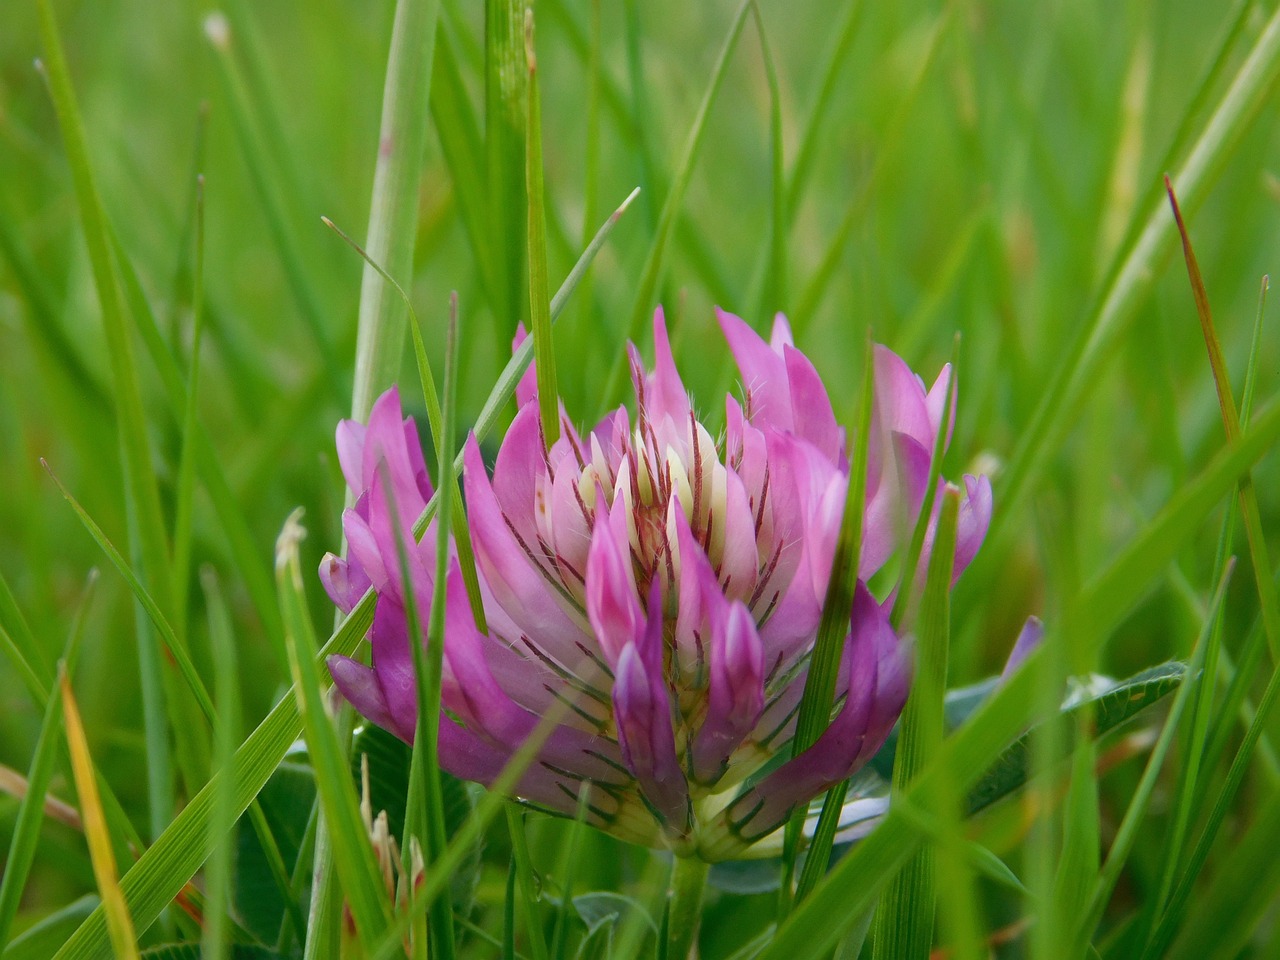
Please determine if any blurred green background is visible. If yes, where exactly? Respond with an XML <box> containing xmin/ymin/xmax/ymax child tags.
<box><xmin>3</xmin><ymin>0</ymin><xmax>1280</xmax><ymax>952</ymax></box>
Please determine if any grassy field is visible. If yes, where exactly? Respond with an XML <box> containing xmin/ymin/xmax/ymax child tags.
<box><xmin>4</xmin><ymin>0</ymin><xmax>1280</xmax><ymax>957</ymax></box>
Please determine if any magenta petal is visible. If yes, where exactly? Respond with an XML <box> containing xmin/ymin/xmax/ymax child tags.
<box><xmin>335</xmin><ymin>419</ymin><xmax>368</xmax><ymax>495</ymax></box>
<box><xmin>872</xmin><ymin>346</ymin><xmax>933</xmax><ymax>447</ymax></box>
<box><xmin>440</xmin><ymin>566</ymin><xmax>536</xmax><ymax>744</ymax></box>
<box><xmin>692</xmin><ymin>601</ymin><xmax>764</xmax><ymax>783</ymax></box>
<box><xmin>671</xmin><ymin>500</ymin><xmax>720</xmax><ymax>678</ymax></box>
<box><xmin>783</xmin><ymin>344</ymin><xmax>842</xmax><ymax>465</ymax></box>
<box><xmin>718</xmin><ymin>466</ymin><xmax>759</xmax><ymax>605</ymax></box>
<box><xmin>363</xmin><ymin>387</ymin><xmax>430</xmax><ymax>522</ymax></box>
<box><xmin>1001</xmin><ymin>616</ymin><xmax>1044</xmax><ymax>682</ymax></box>
<box><xmin>726</xmin><ymin>583</ymin><xmax>907</xmax><ymax>840</ymax></box>
<box><xmin>368</xmin><ymin>596</ymin><xmax>421</xmax><ymax>738</ymax></box>
<box><xmin>612</xmin><ymin>601</ymin><xmax>690</xmax><ymax>832</ymax></box>
<box><xmin>329</xmin><ymin>655</ymin><xmax>404</xmax><ymax>741</ymax></box>
<box><xmin>769</xmin><ymin>313</ymin><xmax>795</xmax><ymax>352</ymax></box>
<box><xmin>861</xmin><ymin>433</ymin><xmax>933</xmax><ymax>579</ymax></box>
<box><xmin>513</xmin><ymin>324</ymin><xmax>538</xmax><ymax>408</ymax></box>
<box><xmin>953</xmin><ymin>474</ymin><xmax>993</xmax><ymax>581</ymax></box>
<box><xmin>925</xmin><ymin>364</ymin><xmax>956</xmax><ymax>449</ymax></box>
<box><xmin>492</xmin><ymin>403</ymin><xmax>550</xmax><ymax>550</ymax></box>
<box><xmin>585</xmin><ymin>497</ymin><xmax>645</xmax><ymax>667</ymax></box>
<box><xmin>648</xmin><ymin>307</ymin><xmax>691</xmax><ymax>425</ymax></box>
<box><xmin>319</xmin><ymin>552</ymin><xmax>370</xmax><ymax>614</ymax></box>
<box><xmin>463</xmin><ymin>436</ymin><xmax>598</xmax><ymax>673</ymax></box>
<box><xmin>718</xmin><ymin>307</ymin><xmax>793</xmax><ymax>431</ymax></box>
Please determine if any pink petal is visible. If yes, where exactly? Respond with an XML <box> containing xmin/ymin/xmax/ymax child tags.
<box><xmin>463</xmin><ymin>436</ymin><xmax>598</xmax><ymax>674</ymax></box>
<box><xmin>585</xmin><ymin>496</ymin><xmax>645</xmax><ymax>668</ymax></box>
<box><xmin>784</xmin><ymin>344</ymin><xmax>842</xmax><ymax>465</ymax></box>
<box><xmin>718</xmin><ymin>308</ymin><xmax>793</xmax><ymax>431</ymax></box>
<box><xmin>512</xmin><ymin>324</ymin><xmax>537</xmax><ymax>409</ymax></box>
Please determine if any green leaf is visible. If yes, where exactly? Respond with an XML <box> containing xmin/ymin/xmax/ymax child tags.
<box><xmin>233</xmin><ymin>763</ymin><xmax>314</xmax><ymax>946</ymax></box>
<box><xmin>965</xmin><ymin>663</ymin><xmax>1186</xmax><ymax>816</ymax></box>
<box><xmin>572</xmin><ymin>892</ymin><xmax>658</xmax><ymax>939</ymax></box>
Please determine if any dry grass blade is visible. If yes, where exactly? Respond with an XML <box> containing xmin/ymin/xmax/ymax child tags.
<box><xmin>60</xmin><ymin>670</ymin><xmax>140</xmax><ymax>960</ymax></box>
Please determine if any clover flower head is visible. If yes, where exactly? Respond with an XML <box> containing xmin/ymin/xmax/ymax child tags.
<box><xmin>323</xmin><ymin>309</ymin><xmax>991</xmax><ymax>859</ymax></box>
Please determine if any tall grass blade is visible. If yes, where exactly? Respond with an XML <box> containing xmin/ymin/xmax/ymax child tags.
<box><xmin>505</xmin><ymin>805</ymin><xmax>549</xmax><ymax>960</ymax></box>
<box><xmin>750</xmin><ymin>2</ymin><xmax>787</xmax><ymax>316</ymax></box>
<box><xmin>351</xmin><ymin>0</ymin><xmax>440</xmax><ymax>421</ymax></box>
<box><xmin>276</xmin><ymin>514</ymin><xmax>393</xmax><ymax>950</ymax></box>
<box><xmin>199</xmin><ymin>570</ymin><xmax>239</xmax><ymax>960</ymax></box>
<box><xmin>486</xmin><ymin>0</ymin><xmax>529</xmax><ymax>328</ymax></box>
<box><xmin>1166</xmin><ymin>178</ymin><xmax>1280</xmax><ymax>660</ymax></box>
<box><xmin>36</xmin><ymin>0</ymin><xmax>178</xmax><ymax>842</ymax></box>
<box><xmin>871</xmin><ymin>491</ymin><xmax>959</xmax><ymax>960</ymax></box>
<box><xmin>1067</xmin><ymin>563</ymin><xmax>1235</xmax><ymax>956</ymax></box>
<box><xmin>171</xmin><ymin>175</ymin><xmax>206</xmax><ymax>633</ymax></box>
<box><xmin>525</xmin><ymin>9</ymin><xmax>560</xmax><ymax>445</ymax></box>
<box><xmin>600</xmin><ymin>0</ymin><xmax>753</xmax><ymax>408</ymax></box>
<box><xmin>0</xmin><ymin>568</ymin><xmax>51</xmax><ymax>707</ymax></box>
<box><xmin>973</xmin><ymin>1</ymin><xmax>1280</xmax><ymax>582</ymax></box>
<box><xmin>202</xmin><ymin>14</ymin><xmax>344</xmax><ymax>398</ymax></box>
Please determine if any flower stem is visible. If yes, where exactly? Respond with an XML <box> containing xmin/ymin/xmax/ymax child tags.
<box><xmin>666</xmin><ymin>855</ymin><xmax>710</xmax><ymax>960</ymax></box>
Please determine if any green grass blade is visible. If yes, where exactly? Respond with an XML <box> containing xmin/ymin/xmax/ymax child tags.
<box><xmin>0</xmin><ymin>572</ymin><xmax>96</xmax><ymax>950</ymax></box>
<box><xmin>1163</xmin><ymin>798</ymin><xmax>1280</xmax><ymax>960</ymax></box>
<box><xmin>750</xmin><ymin>2</ymin><xmax>787</xmax><ymax>316</ymax></box>
<box><xmin>42</xmin><ymin>464</ymin><xmax>217</xmax><ymax>727</ymax></box>
<box><xmin>202</xmin><ymin>15</ymin><xmax>345</xmax><ymax>399</ymax></box>
<box><xmin>36</xmin><ymin>0</ymin><xmax>178</xmax><ymax>842</ymax></box>
<box><xmin>525</xmin><ymin>9</ymin><xmax>559</xmax><ymax>445</ymax></box>
<box><xmin>53</xmin><ymin>593</ymin><xmax>375</xmax><ymax>959</ymax></box>
<box><xmin>600</xmin><ymin>0</ymin><xmax>753</xmax><ymax>409</ymax></box>
<box><xmin>969</xmin><ymin>0</ymin><xmax>1280</xmax><ymax>586</ymax></box>
<box><xmin>431</xmin><ymin>28</ymin><xmax>502</xmax><ymax>309</ymax></box>
<box><xmin>792</xmin><ymin>8</ymin><xmax>951</xmax><ymax>330</ymax></box>
<box><xmin>505</xmin><ymin>805</ymin><xmax>549</xmax><ymax>960</ymax></box>
<box><xmin>1067</xmin><ymin>563</ymin><xmax>1234</xmax><ymax>956</ymax></box>
<box><xmin>276</xmin><ymin>514</ymin><xmax>393</xmax><ymax>950</ymax></box>
<box><xmin>171</xmin><ymin>176</ymin><xmax>206</xmax><ymax>635</ymax></box>
<box><xmin>784</xmin><ymin>0</ymin><xmax>864</xmax><ymax>221</ymax></box>
<box><xmin>761</xmin><ymin>386</ymin><xmax>1280</xmax><ymax>960</ymax></box>
<box><xmin>870</xmin><ymin>491</ymin><xmax>959</xmax><ymax>960</ymax></box>
<box><xmin>199</xmin><ymin>570</ymin><xmax>239</xmax><ymax>960</ymax></box>
<box><xmin>105</xmin><ymin>231</ymin><xmax>285</xmax><ymax>651</ymax></box>
<box><xmin>0</xmin><ymin>568</ymin><xmax>52</xmax><ymax>706</ymax></box>
<box><xmin>351</xmin><ymin>0</ymin><xmax>440</xmax><ymax>421</ymax></box>
<box><xmin>486</xmin><ymin>0</ymin><xmax>529</xmax><ymax>328</ymax></box>
<box><xmin>1166</xmin><ymin>180</ymin><xmax>1280</xmax><ymax>661</ymax></box>
<box><xmin>783</xmin><ymin>340</ymin><xmax>875</xmax><ymax>910</ymax></box>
